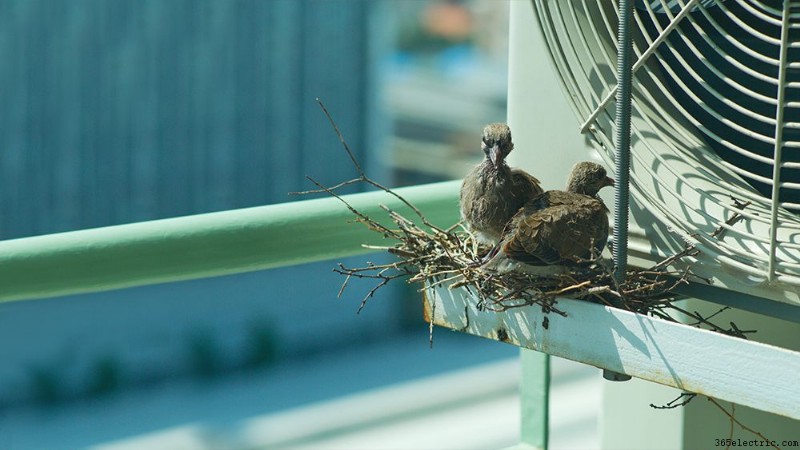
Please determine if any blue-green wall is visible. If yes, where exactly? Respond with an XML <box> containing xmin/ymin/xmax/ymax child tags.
<box><xmin>0</xmin><ymin>0</ymin><xmax>386</xmax><ymax>238</ymax></box>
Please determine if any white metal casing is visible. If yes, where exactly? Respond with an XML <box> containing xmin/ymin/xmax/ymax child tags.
<box><xmin>527</xmin><ymin>0</ymin><xmax>800</xmax><ymax>308</ymax></box>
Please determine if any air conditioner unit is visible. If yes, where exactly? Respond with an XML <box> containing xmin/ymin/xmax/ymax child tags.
<box><xmin>518</xmin><ymin>0</ymin><xmax>800</xmax><ymax>310</ymax></box>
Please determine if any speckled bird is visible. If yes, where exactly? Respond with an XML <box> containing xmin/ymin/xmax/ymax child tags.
<box><xmin>460</xmin><ymin>123</ymin><xmax>543</xmax><ymax>245</ymax></box>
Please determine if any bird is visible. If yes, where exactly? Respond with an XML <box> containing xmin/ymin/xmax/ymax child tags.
<box><xmin>483</xmin><ymin>161</ymin><xmax>614</xmax><ymax>272</ymax></box>
<box><xmin>460</xmin><ymin>123</ymin><xmax>543</xmax><ymax>245</ymax></box>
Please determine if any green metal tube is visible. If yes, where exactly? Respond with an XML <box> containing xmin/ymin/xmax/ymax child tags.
<box><xmin>520</xmin><ymin>349</ymin><xmax>550</xmax><ymax>449</ymax></box>
<box><xmin>0</xmin><ymin>181</ymin><xmax>461</xmax><ymax>302</ymax></box>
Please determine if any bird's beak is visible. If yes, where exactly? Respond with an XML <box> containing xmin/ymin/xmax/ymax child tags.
<box><xmin>605</xmin><ymin>176</ymin><xmax>615</xmax><ymax>187</ymax></box>
<box><xmin>489</xmin><ymin>144</ymin><xmax>502</xmax><ymax>167</ymax></box>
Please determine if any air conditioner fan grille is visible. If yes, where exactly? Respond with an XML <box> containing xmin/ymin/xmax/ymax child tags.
<box><xmin>533</xmin><ymin>0</ymin><xmax>800</xmax><ymax>290</ymax></box>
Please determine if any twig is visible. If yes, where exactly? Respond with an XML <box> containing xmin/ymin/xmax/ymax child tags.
<box><xmin>303</xmin><ymin>175</ymin><xmax>401</xmax><ymax>240</ymax></box>
<box><xmin>337</xmin><ymin>272</ymin><xmax>352</xmax><ymax>298</ymax></box>
<box><xmin>707</xmin><ymin>398</ymin><xmax>780</xmax><ymax>450</ymax></box>
<box><xmin>666</xmin><ymin>303</ymin><xmax>753</xmax><ymax>338</ymax></box>
<box><xmin>650</xmin><ymin>392</ymin><xmax>697</xmax><ymax>409</ymax></box>
<box><xmin>306</xmin><ymin>98</ymin><xmax>449</xmax><ymax>235</ymax></box>
<box><xmin>726</xmin><ymin>403</ymin><xmax>735</xmax><ymax>450</ymax></box>
<box><xmin>547</xmin><ymin>280</ymin><xmax>591</xmax><ymax>295</ymax></box>
<box><xmin>711</xmin><ymin>198</ymin><xmax>752</xmax><ymax>239</ymax></box>
<box><xmin>429</xmin><ymin>298</ymin><xmax>435</xmax><ymax>348</ymax></box>
<box><xmin>315</xmin><ymin>99</ymin><xmax>365</xmax><ymax>173</ymax></box>
<box><xmin>357</xmin><ymin>277</ymin><xmax>392</xmax><ymax>314</ymax></box>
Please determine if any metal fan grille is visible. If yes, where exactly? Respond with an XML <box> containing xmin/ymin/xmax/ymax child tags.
<box><xmin>533</xmin><ymin>0</ymin><xmax>800</xmax><ymax>291</ymax></box>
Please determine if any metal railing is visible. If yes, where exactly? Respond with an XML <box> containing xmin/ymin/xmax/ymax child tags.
<box><xmin>0</xmin><ymin>181</ymin><xmax>461</xmax><ymax>303</ymax></box>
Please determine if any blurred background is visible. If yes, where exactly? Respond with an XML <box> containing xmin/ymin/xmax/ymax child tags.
<box><xmin>0</xmin><ymin>1</ymin><xmax>598</xmax><ymax>448</ymax></box>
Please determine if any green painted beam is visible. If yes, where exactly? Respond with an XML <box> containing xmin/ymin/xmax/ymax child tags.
<box><xmin>520</xmin><ymin>349</ymin><xmax>550</xmax><ymax>450</ymax></box>
<box><xmin>0</xmin><ymin>181</ymin><xmax>461</xmax><ymax>303</ymax></box>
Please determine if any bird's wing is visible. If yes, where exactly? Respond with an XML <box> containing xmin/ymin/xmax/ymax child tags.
<box><xmin>502</xmin><ymin>196</ymin><xmax>609</xmax><ymax>265</ymax></box>
<box><xmin>510</xmin><ymin>169</ymin><xmax>544</xmax><ymax>200</ymax></box>
<box><xmin>460</xmin><ymin>165</ymin><xmax>484</xmax><ymax>219</ymax></box>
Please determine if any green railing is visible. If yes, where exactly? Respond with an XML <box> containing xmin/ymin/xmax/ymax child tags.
<box><xmin>0</xmin><ymin>181</ymin><xmax>461</xmax><ymax>303</ymax></box>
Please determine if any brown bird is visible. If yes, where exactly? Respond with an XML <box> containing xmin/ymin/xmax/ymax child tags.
<box><xmin>485</xmin><ymin>161</ymin><xmax>614</xmax><ymax>271</ymax></box>
<box><xmin>460</xmin><ymin>123</ymin><xmax>543</xmax><ymax>245</ymax></box>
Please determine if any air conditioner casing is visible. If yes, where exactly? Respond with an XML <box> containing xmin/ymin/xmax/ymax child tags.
<box><xmin>511</xmin><ymin>1</ymin><xmax>800</xmax><ymax>308</ymax></box>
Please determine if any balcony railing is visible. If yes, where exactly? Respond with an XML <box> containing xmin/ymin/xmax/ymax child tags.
<box><xmin>0</xmin><ymin>181</ymin><xmax>460</xmax><ymax>303</ymax></box>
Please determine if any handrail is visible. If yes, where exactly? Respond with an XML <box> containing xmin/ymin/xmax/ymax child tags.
<box><xmin>0</xmin><ymin>181</ymin><xmax>461</xmax><ymax>303</ymax></box>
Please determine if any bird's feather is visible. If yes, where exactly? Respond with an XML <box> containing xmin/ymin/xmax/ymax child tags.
<box><xmin>500</xmin><ymin>190</ymin><xmax>609</xmax><ymax>266</ymax></box>
<box><xmin>460</xmin><ymin>163</ymin><xmax>543</xmax><ymax>244</ymax></box>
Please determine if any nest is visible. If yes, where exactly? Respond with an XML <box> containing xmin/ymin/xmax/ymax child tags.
<box><xmin>298</xmin><ymin>99</ymin><xmax>753</xmax><ymax>340</ymax></box>
<box><xmin>335</xmin><ymin>199</ymin><xmax>756</xmax><ymax>338</ymax></box>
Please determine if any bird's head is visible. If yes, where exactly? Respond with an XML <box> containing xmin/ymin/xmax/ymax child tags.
<box><xmin>567</xmin><ymin>161</ymin><xmax>615</xmax><ymax>196</ymax></box>
<box><xmin>481</xmin><ymin>123</ymin><xmax>514</xmax><ymax>168</ymax></box>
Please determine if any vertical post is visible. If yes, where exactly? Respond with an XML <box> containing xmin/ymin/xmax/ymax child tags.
<box><xmin>767</xmin><ymin>0</ymin><xmax>791</xmax><ymax>282</ymax></box>
<box><xmin>520</xmin><ymin>349</ymin><xmax>550</xmax><ymax>450</ymax></box>
<box><xmin>605</xmin><ymin>0</ymin><xmax>634</xmax><ymax>383</ymax></box>
<box><xmin>613</xmin><ymin>0</ymin><xmax>633</xmax><ymax>285</ymax></box>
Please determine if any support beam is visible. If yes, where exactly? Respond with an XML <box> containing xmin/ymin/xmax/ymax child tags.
<box><xmin>424</xmin><ymin>284</ymin><xmax>800</xmax><ymax>420</ymax></box>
